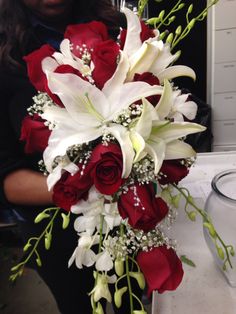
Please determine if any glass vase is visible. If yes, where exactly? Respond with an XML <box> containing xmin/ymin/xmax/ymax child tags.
<box><xmin>204</xmin><ymin>169</ymin><xmax>236</xmax><ymax>287</ymax></box>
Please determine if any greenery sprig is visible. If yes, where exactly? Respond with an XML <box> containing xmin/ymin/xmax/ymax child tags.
<box><xmin>9</xmin><ymin>207</ymin><xmax>70</xmax><ymax>281</ymax></box>
<box><xmin>168</xmin><ymin>184</ymin><xmax>235</xmax><ymax>271</ymax></box>
<box><xmin>138</xmin><ymin>0</ymin><xmax>220</xmax><ymax>51</ymax></box>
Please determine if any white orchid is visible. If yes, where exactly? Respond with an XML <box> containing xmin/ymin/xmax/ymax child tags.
<box><xmin>167</xmin><ymin>89</ymin><xmax>198</xmax><ymax>121</ymax></box>
<box><xmin>90</xmin><ymin>272</ymin><xmax>116</xmax><ymax>303</ymax></box>
<box><xmin>95</xmin><ymin>250</ymin><xmax>113</xmax><ymax>272</ymax></box>
<box><xmin>68</xmin><ymin>234</ymin><xmax>99</xmax><ymax>269</ymax></box>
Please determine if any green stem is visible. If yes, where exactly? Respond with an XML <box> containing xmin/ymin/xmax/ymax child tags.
<box><xmin>10</xmin><ymin>207</ymin><xmax>60</xmax><ymax>278</ymax></box>
<box><xmin>173</xmin><ymin>184</ymin><xmax>233</xmax><ymax>269</ymax></box>
<box><xmin>92</xmin><ymin>215</ymin><xmax>104</xmax><ymax>314</ymax></box>
<box><xmin>157</xmin><ymin>0</ymin><xmax>182</xmax><ymax>29</ymax></box>
<box><xmin>171</xmin><ymin>0</ymin><xmax>219</xmax><ymax>50</ymax></box>
<box><xmin>125</xmin><ymin>256</ymin><xmax>134</xmax><ymax>314</ymax></box>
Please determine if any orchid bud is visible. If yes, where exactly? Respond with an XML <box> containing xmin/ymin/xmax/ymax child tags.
<box><xmin>178</xmin><ymin>3</ymin><xmax>185</xmax><ymax>10</ymax></box>
<box><xmin>187</xmin><ymin>4</ymin><xmax>193</xmax><ymax>14</ymax></box>
<box><xmin>172</xmin><ymin>194</ymin><xmax>181</xmax><ymax>208</ymax></box>
<box><xmin>217</xmin><ymin>247</ymin><xmax>225</xmax><ymax>260</ymax></box>
<box><xmin>95</xmin><ymin>302</ymin><xmax>104</xmax><ymax>314</ymax></box>
<box><xmin>188</xmin><ymin>211</ymin><xmax>197</xmax><ymax>222</ymax></box>
<box><xmin>203</xmin><ymin>222</ymin><xmax>216</xmax><ymax>238</ymax></box>
<box><xmin>230</xmin><ymin>247</ymin><xmax>235</xmax><ymax>256</ymax></box>
<box><xmin>159</xmin><ymin>10</ymin><xmax>165</xmax><ymax>20</ymax></box>
<box><xmin>129</xmin><ymin>272</ymin><xmax>145</xmax><ymax>290</ymax></box>
<box><xmin>166</xmin><ymin>33</ymin><xmax>174</xmax><ymax>44</ymax></box>
<box><xmin>61</xmin><ymin>212</ymin><xmax>70</xmax><ymax>229</ymax></box>
<box><xmin>188</xmin><ymin>18</ymin><xmax>196</xmax><ymax>29</ymax></box>
<box><xmin>114</xmin><ymin>287</ymin><xmax>127</xmax><ymax>308</ymax></box>
<box><xmin>175</xmin><ymin>25</ymin><xmax>182</xmax><ymax>36</ymax></box>
<box><xmin>23</xmin><ymin>242</ymin><xmax>32</xmax><ymax>252</ymax></box>
<box><xmin>115</xmin><ymin>259</ymin><xmax>124</xmax><ymax>276</ymax></box>
<box><xmin>36</xmin><ymin>257</ymin><xmax>42</xmax><ymax>267</ymax></box>
<box><xmin>133</xmin><ymin>310</ymin><xmax>148</xmax><ymax>314</ymax></box>
<box><xmin>44</xmin><ymin>232</ymin><xmax>52</xmax><ymax>250</ymax></box>
<box><xmin>34</xmin><ymin>212</ymin><xmax>50</xmax><ymax>223</ymax></box>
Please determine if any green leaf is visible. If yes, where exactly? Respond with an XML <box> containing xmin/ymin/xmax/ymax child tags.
<box><xmin>180</xmin><ymin>255</ymin><xmax>196</xmax><ymax>267</ymax></box>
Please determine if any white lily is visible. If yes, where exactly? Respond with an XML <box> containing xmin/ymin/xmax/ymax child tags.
<box><xmin>122</xmin><ymin>8</ymin><xmax>196</xmax><ymax>82</ymax></box>
<box><xmin>68</xmin><ymin>234</ymin><xmax>99</xmax><ymax>269</ymax></box>
<box><xmin>41</xmin><ymin>55</ymin><xmax>163</xmax><ymax>179</ymax></box>
<box><xmin>129</xmin><ymin>80</ymin><xmax>206</xmax><ymax>173</ymax></box>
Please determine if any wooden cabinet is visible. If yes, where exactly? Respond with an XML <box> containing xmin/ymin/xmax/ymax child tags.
<box><xmin>207</xmin><ymin>0</ymin><xmax>236</xmax><ymax>151</ymax></box>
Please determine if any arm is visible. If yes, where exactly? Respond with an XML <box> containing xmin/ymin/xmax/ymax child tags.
<box><xmin>3</xmin><ymin>169</ymin><xmax>53</xmax><ymax>206</ymax></box>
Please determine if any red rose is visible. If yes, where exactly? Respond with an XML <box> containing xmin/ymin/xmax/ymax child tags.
<box><xmin>134</xmin><ymin>72</ymin><xmax>161</xmax><ymax>106</ymax></box>
<box><xmin>23</xmin><ymin>44</ymin><xmax>55</xmax><ymax>92</ymax></box>
<box><xmin>120</xmin><ymin>20</ymin><xmax>155</xmax><ymax>49</ymax></box>
<box><xmin>159</xmin><ymin>160</ymin><xmax>189</xmax><ymax>185</ymax></box>
<box><xmin>64</xmin><ymin>21</ymin><xmax>109</xmax><ymax>57</ymax></box>
<box><xmin>92</xmin><ymin>40</ymin><xmax>120</xmax><ymax>89</ymax></box>
<box><xmin>137</xmin><ymin>246</ymin><xmax>184</xmax><ymax>296</ymax></box>
<box><xmin>90</xmin><ymin>143</ymin><xmax>124</xmax><ymax>195</ymax></box>
<box><xmin>20</xmin><ymin>114</ymin><xmax>51</xmax><ymax>154</ymax></box>
<box><xmin>52</xmin><ymin>166</ymin><xmax>93</xmax><ymax>211</ymax></box>
<box><xmin>118</xmin><ymin>183</ymin><xmax>168</xmax><ymax>232</ymax></box>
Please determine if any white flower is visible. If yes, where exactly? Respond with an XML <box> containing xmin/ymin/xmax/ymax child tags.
<box><xmin>103</xmin><ymin>202</ymin><xmax>121</xmax><ymax>231</ymax></box>
<box><xmin>95</xmin><ymin>250</ymin><xmax>113</xmax><ymax>272</ymax></box>
<box><xmin>122</xmin><ymin>8</ymin><xmax>196</xmax><ymax>83</ymax></box>
<box><xmin>167</xmin><ymin>90</ymin><xmax>198</xmax><ymax>121</ymax></box>
<box><xmin>68</xmin><ymin>234</ymin><xmax>99</xmax><ymax>269</ymax></box>
<box><xmin>90</xmin><ymin>272</ymin><xmax>116</xmax><ymax>303</ymax></box>
<box><xmin>41</xmin><ymin>54</ymin><xmax>163</xmax><ymax>181</ymax></box>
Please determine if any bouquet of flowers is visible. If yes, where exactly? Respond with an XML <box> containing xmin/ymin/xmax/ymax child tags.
<box><xmin>11</xmin><ymin>1</ymin><xmax>234</xmax><ymax>313</ymax></box>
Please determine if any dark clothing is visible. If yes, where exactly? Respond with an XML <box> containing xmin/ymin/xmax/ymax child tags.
<box><xmin>0</xmin><ymin>15</ymin><xmax>137</xmax><ymax>314</ymax></box>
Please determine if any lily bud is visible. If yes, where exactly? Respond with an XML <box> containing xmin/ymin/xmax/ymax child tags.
<box><xmin>129</xmin><ymin>272</ymin><xmax>145</xmax><ymax>290</ymax></box>
<box><xmin>115</xmin><ymin>259</ymin><xmax>124</xmax><ymax>276</ymax></box>
<box><xmin>133</xmin><ymin>310</ymin><xmax>148</xmax><ymax>314</ymax></box>
<box><xmin>114</xmin><ymin>287</ymin><xmax>128</xmax><ymax>308</ymax></box>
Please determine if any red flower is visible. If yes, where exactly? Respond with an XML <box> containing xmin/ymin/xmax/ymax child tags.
<box><xmin>137</xmin><ymin>246</ymin><xmax>184</xmax><ymax>296</ymax></box>
<box><xmin>120</xmin><ymin>20</ymin><xmax>155</xmax><ymax>49</ymax></box>
<box><xmin>159</xmin><ymin>160</ymin><xmax>189</xmax><ymax>185</ymax></box>
<box><xmin>24</xmin><ymin>46</ymin><xmax>84</xmax><ymax>107</ymax></box>
<box><xmin>64</xmin><ymin>21</ymin><xmax>109</xmax><ymax>56</ymax></box>
<box><xmin>23</xmin><ymin>44</ymin><xmax>55</xmax><ymax>92</ymax></box>
<box><xmin>90</xmin><ymin>143</ymin><xmax>124</xmax><ymax>195</ymax></box>
<box><xmin>134</xmin><ymin>72</ymin><xmax>161</xmax><ymax>106</ymax></box>
<box><xmin>20</xmin><ymin>114</ymin><xmax>51</xmax><ymax>154</ymax></box>
<box><xmin>52</xmin><ymin>166</ymin><xmax>93</xmax><ymax>211</ymax></box>
<box><xmin>118</xmin><ymin>183</ymin><xmax>168</xmax><ymax>232</ymax></box>
<box><xmin>92</xmin><ymin>40</ymin><xmax>120</xmax><ymax>89</ymax></box>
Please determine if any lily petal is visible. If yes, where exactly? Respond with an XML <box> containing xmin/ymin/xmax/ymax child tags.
<box><xmin>165</xmin><ymin>140</ymin><xmax>196</xmax><ymax>159</ymax></box>
<box><xmin>157</xmin><ymin>65</ymin><xmax>196</xmax><ymax>83</ymax></box>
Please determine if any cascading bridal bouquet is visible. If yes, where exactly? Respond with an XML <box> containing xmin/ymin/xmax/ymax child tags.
<box><xmin>11</xmin><ymin>2</ymin><xmax>234</xmax><ymax>314</ymax></box>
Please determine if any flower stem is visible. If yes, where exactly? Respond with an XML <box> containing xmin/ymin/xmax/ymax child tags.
<box><xmin>125</xmin><ymin>256</ymin><xmax>134</xmax><ymax>314</ymax></box>
<box><xmin>10</xmin><ymin>207</ymin><xmax>60</xmax><ymax>280</ymax></box>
